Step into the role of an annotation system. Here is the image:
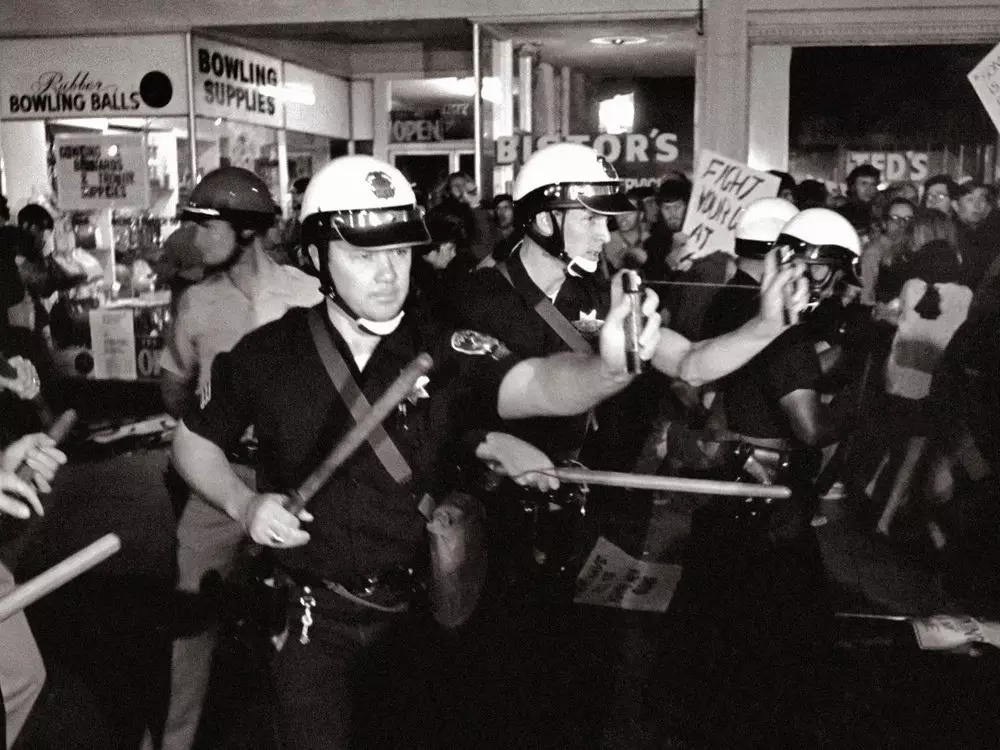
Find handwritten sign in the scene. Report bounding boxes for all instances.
[54,133,149,211]
[969,41,1000,134]
[89,309,137,380]
[573,536,682,613]
[681,150,780,258]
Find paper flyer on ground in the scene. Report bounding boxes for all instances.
[911,615,1000,651]
[573,536,682,613]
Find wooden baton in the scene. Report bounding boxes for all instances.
[284,353,434,515]
[501,465,793,500]
[0,533,121,623]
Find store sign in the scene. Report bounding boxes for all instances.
[0,35,188,119]
[968,40,1000,135]
[495,131,684,189]
[845,151,930,182]
[682,150,780,257]
[192,37,283,127]
[390,104,474,143]
[284,62,350,139]
[54,134,150,211]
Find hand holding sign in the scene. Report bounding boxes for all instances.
[681,150,780,260]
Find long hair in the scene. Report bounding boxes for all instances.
[890,209,958,268]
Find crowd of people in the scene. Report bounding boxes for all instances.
[0,143,999,748]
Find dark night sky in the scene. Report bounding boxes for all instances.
[790,45,997,148]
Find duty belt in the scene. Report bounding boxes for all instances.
[281,565,418,614]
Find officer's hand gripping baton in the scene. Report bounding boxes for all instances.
[283,353,434,515]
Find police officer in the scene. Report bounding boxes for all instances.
[159,167,321,750]
[667,205,862,747]
[449,144,808,472]
[169,155,662,750]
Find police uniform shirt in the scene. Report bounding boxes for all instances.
[702,269,822,440]
[160,253,322,403]
[183,303,517,582]
[448,248,608,461]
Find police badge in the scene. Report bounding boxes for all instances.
[366,171,396,200]
[450,330,512,360]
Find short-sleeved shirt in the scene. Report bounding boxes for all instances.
[184,303,518,581]
[702,269,822,440]
[160,251,321,404]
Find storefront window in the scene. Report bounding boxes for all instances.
[789,45,997,190]
[194,117,280,201]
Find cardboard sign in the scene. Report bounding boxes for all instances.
[89,309,137,380]
[681,150,780,258]
[573,536,682,613]
[54,134,149,211]
[968,41,1000,134]
[192,37,283,127]
[0,35,188,120]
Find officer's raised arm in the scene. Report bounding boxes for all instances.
[650,197,808,386]
[497,270,661,419]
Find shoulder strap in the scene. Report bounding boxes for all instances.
[496,262,594,355]
[307,308,412,485]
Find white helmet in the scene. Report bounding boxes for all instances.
[300,155,429,336]
[775,207,861,287]
[512,143,634,269]
[734,197,799,259]
[300,155,430,252]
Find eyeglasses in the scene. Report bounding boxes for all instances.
[926,192,950,203]
[887,214,912,224]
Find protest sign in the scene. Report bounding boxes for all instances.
[968,40,1000,134]
[681,150,780,258]
[54,134,149,211]
[573,536,682,613]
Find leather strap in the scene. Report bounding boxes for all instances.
[307,308,412,485]
[497,262,594,354]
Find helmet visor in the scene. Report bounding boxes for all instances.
[775,232,860,285]
[544,183,636,215]
[308,206,431,249]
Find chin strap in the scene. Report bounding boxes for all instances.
[321,285,405,337]
[525,209,598,278]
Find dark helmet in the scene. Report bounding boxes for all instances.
[183,167,276,231]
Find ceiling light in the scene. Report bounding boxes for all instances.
[589,36,648,46]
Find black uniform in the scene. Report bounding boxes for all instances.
[449,247,666,470]
[185,302,517,749]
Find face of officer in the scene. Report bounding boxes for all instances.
[193,218,239,267]
[324,241,412,321]
[660,199,687,232]
[535,208,609,269]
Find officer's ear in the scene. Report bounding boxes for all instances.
[533,212,555,238]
